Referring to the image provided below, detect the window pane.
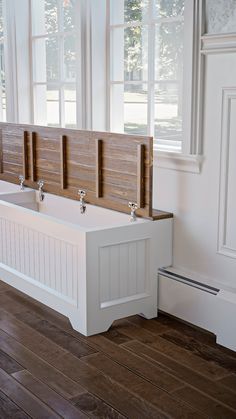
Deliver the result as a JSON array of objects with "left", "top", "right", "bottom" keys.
[
  {"left": 154, "top": 83, "right": 182, "bottom": 143},
  {"left": 64, "top": 35, "right": 76, "bottom": 82},
  {"left": 155, "top": 21, "right": 184, "bottom": 81},
  {"left": 45, "top": 0, "right": 58, "bottom": 34},
  {"left": 65, "top": 86, "right": 76, "bottom": 128},
  {"left": 155, "top": 0, "right": 184, "bottom": 18},
  {"left": 110, "top": 0, "right": 149, "bottom": 25},
  {"left": 111, "top": 83, "right": 147, "bottom": 134},
  {"left": 47, "top": 37, "right": 59, "bottom": 81},
  {"left": 111, "top": 26, "right": 148, "bottom": 82},
  {"left": 0, "top": 0, "right": 3, "bottom": 41},
  {"left": 47, "top": 88, "right": 60, "bottom": 126},
  {"left": 124, "top": 84, "right": 148, "bottom": 135},
  {"left": 63, "top": 0, "right": 77, "bottom": 31}
]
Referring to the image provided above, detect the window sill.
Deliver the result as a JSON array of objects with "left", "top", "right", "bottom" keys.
[{"left": 153, "top": 149, "right": 203, "bottom": 174}]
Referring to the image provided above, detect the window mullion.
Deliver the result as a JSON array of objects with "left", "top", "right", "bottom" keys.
[
  {"left": 147, "top": 0, "right": 155, "bottom": 137},
  {"left": 106, "top": 0, "right": 111, "bottom": 131},
  {"left": 58, "top": 0, "right": 65, "bottom": 127}
]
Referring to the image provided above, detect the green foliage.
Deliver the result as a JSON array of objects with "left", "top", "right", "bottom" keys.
[{"left": 124, "top": 0, "right": 184, "bottom": 82}]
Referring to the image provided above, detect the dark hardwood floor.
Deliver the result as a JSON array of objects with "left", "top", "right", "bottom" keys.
[{"left": 0, "top": 280, "right": 236, "bottom": 418}]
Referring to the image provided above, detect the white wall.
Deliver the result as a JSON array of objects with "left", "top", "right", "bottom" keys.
[{"left": 155, "top": 37, "right": 236, "bottom": 295}]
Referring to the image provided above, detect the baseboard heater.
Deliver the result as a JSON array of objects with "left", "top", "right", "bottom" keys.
[{"left": 159, "top": 268, "right": 219, "bottom": 295}]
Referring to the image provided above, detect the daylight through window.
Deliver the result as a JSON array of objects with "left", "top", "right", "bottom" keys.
[
  {"left": 31, "top": 0, "right": 80, "bottom": 128},
  {"left": 109, "top": 0, "right": 184, "bottom": 151}
]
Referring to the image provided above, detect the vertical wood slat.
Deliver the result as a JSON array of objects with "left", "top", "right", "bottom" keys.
[
  {"left": 60, "top": 135, "right": 67, "bottom": 189},
  {"left": 96, "top": 139, "right": 103, "bottom": 198},
  {"left": 30, "top": 132, "right": 37, "bottom": 181},
  {"left": 23, "top": 131, "right": 28, "bottom": 179},
  {"left": 137, "top": 144, "right": 145, "bottom": 208},
  {"left": 0, "top": 129, "right": 2, "bottom": 173}
]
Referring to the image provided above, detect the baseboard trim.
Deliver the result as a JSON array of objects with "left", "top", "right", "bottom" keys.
[{"left": 159, "top": 270, "right": 236, "bottom": 352}]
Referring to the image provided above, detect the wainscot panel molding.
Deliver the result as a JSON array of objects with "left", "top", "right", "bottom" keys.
[
  {"left": 218, "top": 88, "right": 236, "bottom": 259},
  {"left": 201, "top": 33, "right": 236, "bottom": 54},
  {"left": 154, "top": 9, "right": 236, "bottom": 353}
]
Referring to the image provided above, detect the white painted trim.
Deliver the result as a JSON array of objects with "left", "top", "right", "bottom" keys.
[
  {"left": 201, "top": 33, "right": 236, "bottom": 54},
  {"left": 154, "top": 150, "right": 203, "bottom": 173},
  {"left": 217, "top": 88, "right": 236, "bottom": 260},
  {"left": 159, "top": 273, "right": 236, "bottom": 352},
  {"left": 107, "top": 0, "right": 203, "bottom": 157}
]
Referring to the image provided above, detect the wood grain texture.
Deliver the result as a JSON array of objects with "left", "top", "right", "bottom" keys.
[
  {"left": 0, "top": 129, "right": 2, "bottom": 173},
  {"left": 60, "top": 135, "right": 67, "bottom": 189},
  {"left": 0, "top": 122, "right": 153, "bottom": 218},
  {"left": 23, "top": 131, "right": 28, "bottom": 179},
  {"left": 137, "top": 143, "right": 145, "bottom": 208},
  {"left": 30, "top": 131, "right": 36, "bottom": 182},
  {"left": 0, "top": 390, "right": 30, "bottom": 419},
  {"left": 1, "top": 280, "right": 236, "bottom": 418},
  {"left": 95, "top": 138, "right": 102, "bottom": 198}
]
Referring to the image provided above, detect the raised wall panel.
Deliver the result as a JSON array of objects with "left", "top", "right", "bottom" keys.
[{"left": 218, "top": 88, "right": 236, "bottom": 259}]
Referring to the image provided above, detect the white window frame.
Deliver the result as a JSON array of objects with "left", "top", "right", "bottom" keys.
[
  {"left": 30, "top": 0, "right": 82, "bottom": 128},
  {"left": 106, "top": 0, "right": 204, "bottom": 173}
]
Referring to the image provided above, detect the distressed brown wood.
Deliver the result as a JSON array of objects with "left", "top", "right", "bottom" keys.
[
  {"left": 0, "top": 367, "right": 60, "bottom": 418},
  {"left": 23, "top": 131, "right": 28, "bottom": 179},
  {"left": 1, "top": 280, "right": 236, "bottom": 418},
  {"left": 137, "top": 143, "right": 145, "bottom": 208},
  {"left": 152, "top": 208, "right": 173, "bottom": 220},
  {"left": 60, "top": 135, "right": 67, "bottom": 189},
  {"left": 12, "top": 370, "right": 87, "bottom": 418},
  {"left": 0, "top": 129, "right": 2, "bottom": 173},
  {"left": 30, "top": 131, "right": 36, "bottom": 182},
  {"left": 0, "top": 390, "right": 29, "bottom": 419},
  {"left": 95, "top": 138, "right": 102, "bottom": 198},
  {"left": 0, "top": 122, "right": 153, "bottom": 218}
]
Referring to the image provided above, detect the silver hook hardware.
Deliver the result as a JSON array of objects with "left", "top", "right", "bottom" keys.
[
  {"left": 37, "top": 180, "right": 45, "bottom": 202},
  {"left": 128, "top": 202, "right": 138, "bottom": 222},
  {"left": 19, "top": 175, "right": 25, "bottom": 191},
  {"left": 78, "top": 189, "right": 86, "bottom": 214}
]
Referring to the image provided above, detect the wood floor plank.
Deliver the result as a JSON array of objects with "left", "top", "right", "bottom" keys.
[
  {"left": 173, "top": 385, "right": 236, "bottom": 419},
  {"left": 0, "top": 309, "right": 167, "bottom": 418},
  {"left": 161, "top": 329, "right": 236, "bottom": 373},
  {"left": 87, "top": 335, "right": 184, "bottom": 393},
  {"left": 1, "top": 280, "right": 236, "bottom": 417},
  {"left": 123, "top": 340, "right": 236, "bottom": 412},
  {"left": 0, "top": 306, "right": 182, "bottom": 393},
  {"left": 0, "top": 329, "right": 85, "bottom": 400},
  {"left": 82, "top": 352, "right": 205, "bottom": 419},
  {"left": 0, "top": 367, "right": 60, "bottom": 419},
  {"left": 111, "top": 319, "right": 229, "bottom": 380},
  {"left": 217, "top": 374, "right": 236, "bottom": 393},
  {"left": 101, "top": 328, "right": 132, "bottom": 345},
  {"left": 0, "top": 281, "right": 14, "bottom": 294},
  {"left": 0, "top": 389, "right": 30, "bottom": 419},
  {"left": 18, "top": 310, "right": 97, "bottom": 359},
  {"left": 12, "top": 370, "right": 88, "bottom": 419},
  {"left": 157, "top": 313, "right": 216, "bottom": 345},
  {"left": 0, "top": 348, "right": 24, "bottom": 374},
  {"left": 125, "top": 315, "right": 171, "bottom": 335},
  {"left": 112, "top": 319, "right": 158, "bottom": 344},
  {"left": 72, "top": 393, "right": 126, "bottom": 419}
]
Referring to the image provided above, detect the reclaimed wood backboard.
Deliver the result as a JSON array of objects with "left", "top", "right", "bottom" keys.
[{"left": 0, "top": 123, "right": 153, "bottom": 218}]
